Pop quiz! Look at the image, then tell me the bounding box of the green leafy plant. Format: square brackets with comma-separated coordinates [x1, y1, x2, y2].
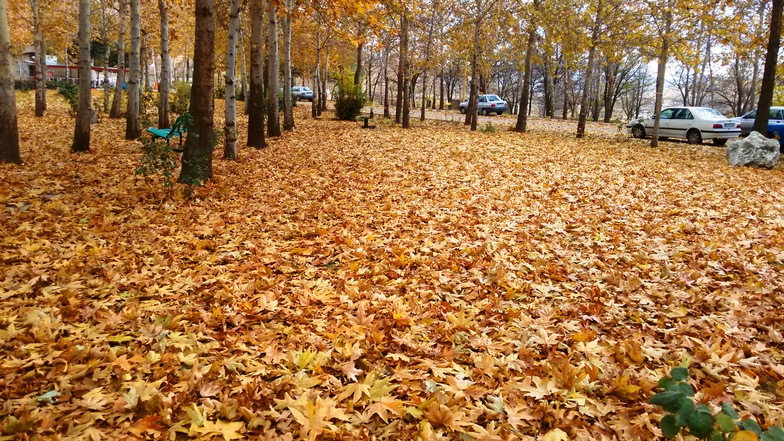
[57, 82, 79, 113]
[480, 121, 496, 133]
[333, 74, 366, 121]
[650, 367, 784, 441]
[170, 81, 192, 116]
[135, 136, 178, 192]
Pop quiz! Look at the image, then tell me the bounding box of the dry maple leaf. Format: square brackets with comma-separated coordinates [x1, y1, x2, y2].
[195, 419, 244, 441]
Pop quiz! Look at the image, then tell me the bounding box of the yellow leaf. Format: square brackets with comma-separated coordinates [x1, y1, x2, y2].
[733, 431, 759, 441]
[195, 419, 244, 441]
[542, 428, 570, 441]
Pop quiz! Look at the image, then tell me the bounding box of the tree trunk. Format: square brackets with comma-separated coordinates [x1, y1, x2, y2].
[110, 0, 126, 118]
[313, 37, 320, 118]
[239, 27, 248, 114]
[180, 0, 215, 184]
[383, 44, 390, 118]
[576, 0, 602, 138]
[603, 63, 616, 123]
[401, 15, 410, 128]
[125, 0, 141, 139]
[321, 45, 328, 111]
[514, 9, 536, 133]
[267, 0, 280, 137]
[753, 0, 783, 134]
[282, 0, 293, 130]
[31, 0, 45, 117]
[420, 71, 426, 121]
[465, 13, 481, 131]
[159, 0, 171, 129]
[71, 0, 91, 152]
[223, 0, 239, 160]
[395, 42, 402, 123]
[185, 39, 190, 82]
[247, 0, 266, 148]
[0, 0, 20, 164]
[101, 0, 110, 113]
[354, 41, 363, 87]
[651, 12, 671, 148]
[750, 2, 765, 112]
[439, 70, 444, 110]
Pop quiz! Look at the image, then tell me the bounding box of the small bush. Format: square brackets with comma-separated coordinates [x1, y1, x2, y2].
[136, 136, 178, 192]
[650, 367, 784, 440]
[480, 122, 496, 133]
[171, 81, 191, 116]
[57, 82, 79, 113]
[14, 81, 35, 91]
[334, 75, 366, 121]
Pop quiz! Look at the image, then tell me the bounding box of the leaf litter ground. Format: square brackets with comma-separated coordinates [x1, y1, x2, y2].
[2, 92, 784, 440]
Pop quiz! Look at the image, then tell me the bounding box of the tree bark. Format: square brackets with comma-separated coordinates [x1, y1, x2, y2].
[223, 0, 239, 159]
[239, 27, 248, 114]
[576, 0, 602, 138]
[753, 0, 783, 134]
[101, 0, 110, 113]
[651, 11, 671, 148]
[159, 0, 171, 129]
[395, 41, 402, 123]
[267, 0, 281, 137]
[282, 0, 294, 130]
[71, 0, 91, 152]
[180, 0, 215, 184]
[0, 0, 20, 164]
[514, 11, 536, 133]
[125, 0, 141, 139]
[31, 0, 45, 117]
[383, 44, 390, 117]
[247, 0, 266, 148]
[401, 15, 410, 128]
[321, 45, 328, 112]
[465, 7, 481, 131]
[354, 41, 363, 87]
[110, 0, 126, 118]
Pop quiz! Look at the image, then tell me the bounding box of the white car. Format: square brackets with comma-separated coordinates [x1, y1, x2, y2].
[627, 107, 741, 145]
[458, 94, 508, 115]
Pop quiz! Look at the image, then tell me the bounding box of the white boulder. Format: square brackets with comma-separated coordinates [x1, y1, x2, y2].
[726, 131, 780, 169]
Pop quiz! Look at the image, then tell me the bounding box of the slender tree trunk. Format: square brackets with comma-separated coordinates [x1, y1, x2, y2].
[420, 70, 427, 121]
[395, 45, 402, 123]
[141, 35, 149, 92]
[750, 2, 765, 112]
[383, 44, 390, 118]
[401, 15, 410, 128]
[185, 39, 190, 82]
[465, 14, 481, 131]
[753, 0, 783, 134]
[224, 0, 239, 159]
[354, 41, 363, 87]
[31, 0, 45, 116]
[651, 12, 671, 148]
[180, 0, 215, 184]
[0, 0, 20, 164]
[71, 0, 91, 152]
[159, 0, 171, 128]
[439, 70, 444, 110]
[321, 45, 328, 111]
[125, 0, 141, 139]
[239, 27, 248, 114]
[267, 0, 280, 137]
[576, 0, 602, 138]
[313, 37, 320, 118]
[110, 0, 126, 118]
[515, 3, 537, 133]
[282, 0, 294, 130]
[101, 0, 110, 113]
[247, 0, 266, 148]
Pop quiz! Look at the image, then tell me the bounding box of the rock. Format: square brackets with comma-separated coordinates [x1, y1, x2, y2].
[726, 131, 781, 169]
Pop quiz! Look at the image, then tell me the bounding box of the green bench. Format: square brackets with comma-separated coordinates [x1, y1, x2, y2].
[147, 113, 191, 151]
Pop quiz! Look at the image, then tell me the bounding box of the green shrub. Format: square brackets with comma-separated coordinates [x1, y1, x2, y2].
[135, 136, 178, 192]
[171, 81, 191, 116]
[57, 82, 79, 112]
[650, 367, 784, 440]
[479, 121, 496, 133]
[334, 75, 366, 121]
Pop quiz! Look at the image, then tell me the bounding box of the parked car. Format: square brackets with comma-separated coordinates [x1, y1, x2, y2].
[738, 106, 784, 136]
[459, 94, 508, 115]
[291, 86, 313, 102]
[627, 106, 741, 145]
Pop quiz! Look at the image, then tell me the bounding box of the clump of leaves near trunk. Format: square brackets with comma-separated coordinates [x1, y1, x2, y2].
[57, 82, 79, 113]
[334, 74, 366, 121]
[650, 367, 784, 440]
[171, 81, 191, 116]
[135, 136, 178, 192]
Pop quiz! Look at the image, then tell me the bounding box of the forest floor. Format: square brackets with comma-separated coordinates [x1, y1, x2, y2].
[2, 91, 784, 440]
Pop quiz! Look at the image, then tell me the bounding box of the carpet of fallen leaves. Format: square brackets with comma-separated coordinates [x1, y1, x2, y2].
[2, 91, 784, 441]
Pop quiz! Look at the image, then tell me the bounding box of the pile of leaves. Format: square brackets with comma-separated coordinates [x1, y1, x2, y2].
[1, 91, 784, 440]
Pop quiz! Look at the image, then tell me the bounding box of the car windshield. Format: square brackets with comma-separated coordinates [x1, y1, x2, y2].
[696, 108, 725, 118]
[486, 95, 501, 101]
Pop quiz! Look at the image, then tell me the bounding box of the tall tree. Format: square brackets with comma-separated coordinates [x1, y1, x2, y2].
[180, 0, 216, 184]
[400, 13, 410, 128]
[514, 0, 539, 133]
[282, 0, 294, 130]
[125, 0, 141, 139]
[110, 0, 126, 119]
[247, 0, 266, 148]
[159, 0, 171, 129]
[71, 0, 91, 152]
[30, 0, 45, 117]
[576, 0, 603, 138]
[753, 0, 783, 134]
[224, 0, 239, 159]
[267, 0, 281, 137]
[101, 0, 110, 113]
[650, 6, 671, 148]
[0, 0, 20, 164]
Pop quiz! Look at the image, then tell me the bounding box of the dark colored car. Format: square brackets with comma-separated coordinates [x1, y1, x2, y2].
[738, 107, 784, 136]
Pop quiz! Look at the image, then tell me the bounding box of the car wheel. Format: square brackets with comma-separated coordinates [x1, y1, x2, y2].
[631, 125, 645, 139]
[687, 129, 702, 145]
[713, 138, 727, 146]
[497, 111, 503, 116]
[482, 109, 489, 116]
[460, 107, 466, 114]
